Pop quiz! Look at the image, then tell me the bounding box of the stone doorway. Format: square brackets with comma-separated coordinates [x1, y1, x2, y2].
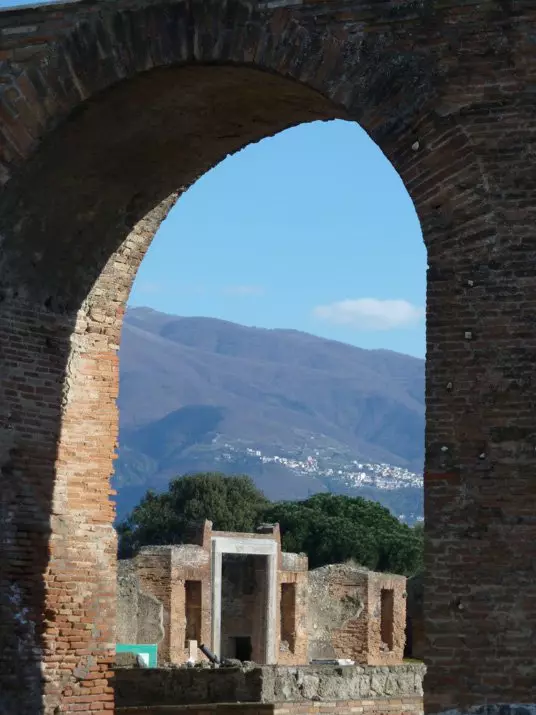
[211, 536, 278, 664]
[220, 554, 269, 663]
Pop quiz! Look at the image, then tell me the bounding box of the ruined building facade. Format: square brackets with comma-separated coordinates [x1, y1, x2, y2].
[118, 521, 309, 666]
[117, 522, 406, 667]
[308, 563, 406, 666]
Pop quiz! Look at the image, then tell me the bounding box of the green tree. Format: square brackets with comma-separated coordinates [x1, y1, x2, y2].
[262, 493, 423, 576]
[117, 474, 424, 577]
[117, 472, 268, 557]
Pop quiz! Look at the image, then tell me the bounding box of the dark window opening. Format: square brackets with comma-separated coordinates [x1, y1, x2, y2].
[280, 582, 296, 654]
[380, 588, 394, 651]
[185, 580, 202, 647]
[232, 636, 252, 661]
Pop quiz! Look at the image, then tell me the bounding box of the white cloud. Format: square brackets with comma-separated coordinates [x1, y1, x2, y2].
[223, 285, 265, 297]
[312, 298, 424, 331]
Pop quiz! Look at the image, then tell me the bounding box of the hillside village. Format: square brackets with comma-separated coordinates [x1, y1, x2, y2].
[115, 309, 424, 520]
[239, 446, 422, 492]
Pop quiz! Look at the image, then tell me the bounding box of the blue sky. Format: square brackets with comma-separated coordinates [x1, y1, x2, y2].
[0, 0, 46, 5]
[129, 120, 426, 358]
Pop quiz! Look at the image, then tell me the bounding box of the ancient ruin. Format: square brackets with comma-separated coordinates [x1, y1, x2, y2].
[308, 562, 406, 666]
[1, 0, 535, 712]
[117, 521, 308, 666]
[117, 521, 407, 669]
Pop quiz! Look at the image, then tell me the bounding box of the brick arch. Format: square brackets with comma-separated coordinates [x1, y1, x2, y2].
[1, 1, 534, 714]
[0, 0, 449, 303]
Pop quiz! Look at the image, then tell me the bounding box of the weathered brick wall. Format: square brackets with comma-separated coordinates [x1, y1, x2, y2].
[1, 0, 536, 713]
[366, 572, 406, 666]
[0, 302, 119, 714]
[122, 544, 211, 666]
[278, 552, 308, 666]
[118, 528, 307, 667]
[308, 564, 406, 665]
[117, 559, 164, 647]
[278, 566, 308, 665]
[170, 545, 212, 665]
[135, 548, 174, 664]
[116, 699, 424, 715]
[309, 565, 369, 663]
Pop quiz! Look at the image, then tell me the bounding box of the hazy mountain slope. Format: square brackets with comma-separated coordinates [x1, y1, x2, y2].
[114, 308, 424, 519]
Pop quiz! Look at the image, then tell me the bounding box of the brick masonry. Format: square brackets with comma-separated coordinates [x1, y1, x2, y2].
[0, 0, 535, 713]
[116, 522, 309, 667]
[279, 555, 309, 666]
[118, 543, 401, 668]
[308, 564, 406, 666]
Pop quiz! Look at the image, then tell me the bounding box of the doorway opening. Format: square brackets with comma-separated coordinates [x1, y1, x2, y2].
[280, 582, 297, 654]
[380, 588, 395, 651]
[232, 636, 253, 661]
[220, 553, 269, 661]
[184, 580, 202, 647]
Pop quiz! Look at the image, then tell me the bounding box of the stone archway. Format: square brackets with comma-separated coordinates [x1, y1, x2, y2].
[1, 1, 535, 714]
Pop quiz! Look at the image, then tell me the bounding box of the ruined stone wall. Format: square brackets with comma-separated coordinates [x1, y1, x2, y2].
[278, 553, 309, 666]
[118, 531, 309, 668]
[307, 564, 406, 665]
[169, 544, 212, 665]
[214, 524, 281, 664]
[119, 544, 211, 666]
[117, 559, 164, 647]
[117, 560, 139, 645]
[308, 564, 369, 663]
[366, 572, 406, 666]
[135, 548, 174, 663]
[114, 662, 425, 708]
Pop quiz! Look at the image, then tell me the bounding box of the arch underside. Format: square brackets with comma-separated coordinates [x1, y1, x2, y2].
[1, 2, 536, 714]
[0, 64, 345, 310]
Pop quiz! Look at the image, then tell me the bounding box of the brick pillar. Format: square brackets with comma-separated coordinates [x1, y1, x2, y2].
[423, 105, 536, 713]
[0, 300, 118, 714]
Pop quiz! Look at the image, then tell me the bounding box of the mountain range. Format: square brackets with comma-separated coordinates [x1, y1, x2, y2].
[113, 307, 424, 521]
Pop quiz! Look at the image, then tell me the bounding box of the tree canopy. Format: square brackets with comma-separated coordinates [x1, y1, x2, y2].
[263, 493, 423, 574]
[117, 472, 423, 576]
[117, 472, 268, 558]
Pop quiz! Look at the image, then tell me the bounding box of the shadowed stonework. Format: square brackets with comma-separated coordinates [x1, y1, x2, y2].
[113, 661, 426, 711]
[0, 0, 535, 713]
